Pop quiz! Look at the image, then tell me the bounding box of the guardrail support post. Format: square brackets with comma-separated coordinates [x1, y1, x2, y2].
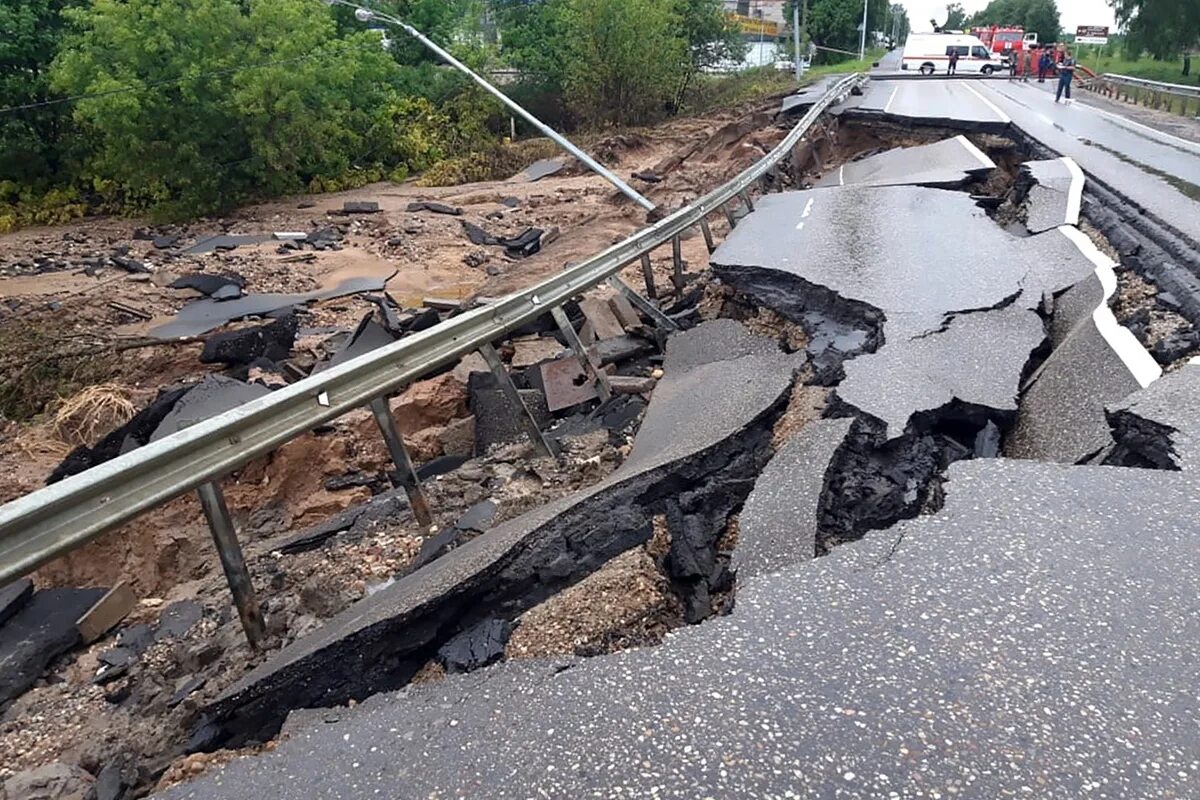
[369, 397, 433, 530]
[670, 235, 686, 292]
[739, 190, 755, 212]
[196, 482, 265, 648]
[477, 342, 557, 459]
[722, 203, 738, 230]
[551, 305, 613, 402]
[639, 253, 657, 299]
[699, 217, 716, 253]
[607, 277, 680, 332]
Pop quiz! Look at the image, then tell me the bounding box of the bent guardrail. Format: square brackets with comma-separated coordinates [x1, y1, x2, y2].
[0, 72, 867, 641]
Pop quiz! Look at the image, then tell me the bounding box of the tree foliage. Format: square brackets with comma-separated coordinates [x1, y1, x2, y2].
[943, 3, 968, 30]
[1109, 0, 1200, 59]
[968, 0, 1060, 43]
[0, 0, 83, 185]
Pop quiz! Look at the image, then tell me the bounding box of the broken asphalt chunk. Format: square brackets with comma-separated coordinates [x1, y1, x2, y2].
[406, 201, 462, 216]
[0, 578, 34, 627]
[200, 314, 297, 367]
[733, 417, 854, 579]
[437, 618, 514, 674]
[169, 273, 246, 298]
[0, 587, 108, 704]
[195, 322, 797, 748]
[342, 201, 380, 214]
[149, 376, 271, 442]
[816, 135, 995, 189]
[1020, 157, 1083, 233]
[1105, 362, 1200, 470]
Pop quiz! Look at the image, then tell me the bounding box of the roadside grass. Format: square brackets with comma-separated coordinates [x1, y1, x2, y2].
[1074, 50, 1199, 85]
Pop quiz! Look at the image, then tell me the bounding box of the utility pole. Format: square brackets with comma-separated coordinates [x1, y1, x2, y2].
[793, 1, 801, 79]
[859, 0, 869, 60]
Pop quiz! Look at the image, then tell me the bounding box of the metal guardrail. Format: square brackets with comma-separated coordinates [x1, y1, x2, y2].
[1085, 73, 1200, 115]
[0, 72, 866, 612]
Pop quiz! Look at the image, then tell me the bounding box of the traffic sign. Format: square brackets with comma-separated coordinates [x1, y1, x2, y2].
[1076, 25, 1109, 45]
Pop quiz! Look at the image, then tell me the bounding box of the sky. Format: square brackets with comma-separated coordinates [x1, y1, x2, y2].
[901, 0, 1118, 36]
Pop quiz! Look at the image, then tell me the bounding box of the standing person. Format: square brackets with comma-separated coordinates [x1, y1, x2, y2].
[948, 48, 959, 75]
[1037, 51, 1050, 82]
[1008, 48, 1018, 80]
[1023, 49, 1033, 82]
[1056, 48, 1076, 102]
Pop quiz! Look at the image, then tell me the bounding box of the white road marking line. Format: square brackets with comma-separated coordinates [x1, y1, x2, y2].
[1082, 103, 1200, 155]
[802, 198, 815, 217]
[954, 135, 995, 170]
[1056, 224, 1162, 388]
[1060, 156, 1084, 225]
[883, 85, 900, 114]
[795, 221, 805, 231]
[961, 82, 1011, 124]
[837, 164, 845, 186]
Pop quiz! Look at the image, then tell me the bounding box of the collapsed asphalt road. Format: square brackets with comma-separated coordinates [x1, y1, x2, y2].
[150, 75, 1200, 797]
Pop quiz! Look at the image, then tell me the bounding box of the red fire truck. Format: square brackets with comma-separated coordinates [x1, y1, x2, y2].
[972, 25, 1039, 63]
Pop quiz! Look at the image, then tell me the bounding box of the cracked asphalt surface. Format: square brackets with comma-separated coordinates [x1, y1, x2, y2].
[158, 78, 1200, 799]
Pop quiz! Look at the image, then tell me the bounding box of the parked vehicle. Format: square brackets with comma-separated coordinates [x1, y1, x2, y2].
[972, 25, 1039, 63]
[901, 33, 1007, 75]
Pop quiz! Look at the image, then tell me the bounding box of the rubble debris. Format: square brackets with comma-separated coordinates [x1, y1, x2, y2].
[273, 487, 412, 555]
[469, 372, 553, 455]
[589, 335, 654, 366]
[76, 583, 136, 645]
[608, 375, 656, 395]
[459, 221, 546, 259]
[1020, 157, 1083, 233]
[405, 201, 462, 216]
[195, 321, 796, 748]
[608, 294, 642, 331]
[153, 234, 180, 250]
[510, 336, 564, 368]
[155, 600, 204, 641]
[148, 275, 389, 339]
[342, 201, 380, 214]
[149, 376, 271, 442]
[733, 417, 854, 580]
[2, 762, 94, 800]
[437, 618, 514, 673]
[816, 135, 996, 189]
[316, 315, 397, 372]
[538, 356, 598, 413]
[422, 297, 460, 312]
[169, 274, 246, 299]
[408, 500, 499, 572]
[111, 256, 151, 275]
[514, 158, 566, 182]
[183, 235, 270, 255]
[0, 578, 34, 626]
[1105, 363, 1200, 470]
[199, 314, 298, 367]
[47, 386, 191, 484]
[0, 587, 107, 704]
[578, 297, 626, 341]
[90, 760, 126, 800]
[631, 170, 662, 183]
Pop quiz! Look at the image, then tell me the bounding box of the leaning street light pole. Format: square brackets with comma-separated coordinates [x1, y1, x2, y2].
[325, 0, 655, 212]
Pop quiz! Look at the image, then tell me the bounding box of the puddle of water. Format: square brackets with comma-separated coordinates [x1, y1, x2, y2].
[1079, 138, 1200, 202]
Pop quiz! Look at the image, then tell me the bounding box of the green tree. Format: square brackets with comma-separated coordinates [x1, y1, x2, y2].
[0, 0, 83, 185]
[673, 0, 747, 105]
[802, 0, 891, 58]
[51, 0, 409, 215]
[1109, 0, 1200, 60]
[944, 2, 968, 30]
[968, 0, 1060, 43]
[558, 0, 687, 125]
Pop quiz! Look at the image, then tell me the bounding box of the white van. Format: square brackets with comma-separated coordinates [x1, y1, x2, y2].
[901, 33, 1006, 75]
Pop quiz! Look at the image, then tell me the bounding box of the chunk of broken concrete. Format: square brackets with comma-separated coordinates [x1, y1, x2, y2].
[343, 201, 380, 214]
[2, 762, 94, 800]
[0, 587, 107, 704]
[200, 314, 297, 366]
[170, 274, 246, 298]
[1020, 157, 1082, 234]
[579, 297, 626, 341]
[733, 417, 854, 579]
[77, 582, 136, 645]
[816, 135, 995, 189]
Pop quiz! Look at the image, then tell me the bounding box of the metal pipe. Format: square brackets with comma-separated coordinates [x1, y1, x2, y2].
[332, 0, 655, 212]
[368, 397, 433, 530]
[551, 306, 612, 402]
[639, 253, 657, 299]
[196, 482, 265, 648]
